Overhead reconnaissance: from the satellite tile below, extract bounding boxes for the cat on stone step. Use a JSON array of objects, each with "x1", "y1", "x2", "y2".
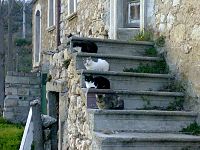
[
  {"x1": 83, "y1": 57, "x2": 109, "y2": 71},
  {"x1": 96, "y1": 93, "x2": 124, "y2": 110},
  {"x1": 84, "y1": 75, "x2": 110, "y2": 89},
  {"x1": 67, "y1": 33, "x2": 98, "y2": 53}
]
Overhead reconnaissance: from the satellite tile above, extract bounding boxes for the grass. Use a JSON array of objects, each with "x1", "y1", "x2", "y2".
[
  {"x1": 123, "y1": 60, "x2": 169, "y2": 74},
  {"x1": 180, "y1": 122, "x2": 200, "y2": 135},
  {"x1": 0, "y1": 117, "x2": 24, "y2": 150}
]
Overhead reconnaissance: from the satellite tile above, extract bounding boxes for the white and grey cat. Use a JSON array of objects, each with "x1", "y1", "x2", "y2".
[{"x1": 83, "y1": 57, "x2": 109, "y2": 71}]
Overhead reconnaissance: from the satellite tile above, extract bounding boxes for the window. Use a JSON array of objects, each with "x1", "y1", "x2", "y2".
[
  {"x1": 124, "y1": 0, "x2": 140, "y2": 28},
  {"x1": 68, "y1": 0, "x2": 77, "y2": 16},
  {"x1": 34, "y1": 9, "x2": 41, "y2": 66},
  {"x1": 48, "y1": 0, "x2": 55, "y2": 27}
]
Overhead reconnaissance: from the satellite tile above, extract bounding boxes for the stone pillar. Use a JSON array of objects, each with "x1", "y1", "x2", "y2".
[{"x1": 30, "y1": 100, "x2": 44, "y2": 150}]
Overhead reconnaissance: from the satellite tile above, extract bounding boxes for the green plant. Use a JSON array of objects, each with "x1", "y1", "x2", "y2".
[
  {"x1": 123, "y1": 60, "x2": 169, "y2": 74},
  {"x1": 128, "y1": 30, "x2": 153, "y2": 42},
  {"x1": 141, "y1": 96, "x2": 151, "y2": 109},
  {"x1": 180, "y1": 122, "x2": 200, "y2": 135},
  {"x1": 46, "y1": 74, "x2": 52, "y2": 82},
  {"x1": 155, "y1": 35, "x2": 165, "y2": 47},
  {"x1": 62, "y1": 59, "x2": 71, "y2": 69},
  {"x1": 0, "y1": 117, "x2": 24, "y2": 150},
  {"x1": 161, "y1": 80, "x2": 185, "y2": 92},
  {"x1": 145, "y1": 47, "x2": 158, "y2": 57},
  {"x1": 166, "y1": 97, "x2": 184, "y2": 111},
  {"x1": 15, "y1": 38, "x2": 32, "y2": 47}
]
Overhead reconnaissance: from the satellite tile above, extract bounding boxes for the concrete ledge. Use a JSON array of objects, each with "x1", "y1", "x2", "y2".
[
  {"x1": 76, "y1": 53, "x2": 161, "y2": 60},
  {"x1": 88, "y1": 109, "x2": 197, "y2": 133},
  {"x1": 85, "y1": 89, "x2": 184, "y2": 97},
  {"x1": 78, "y1": 70, "x2": 172, "y2": 79},
  {"x1": 94, "y1": 132, "x2": 200, "y2": 142},
  {"x1": 88, "y1": 109, "x2": 197, "y2": 116},
  {"x1": 70, "y1": 36, "x2": 154, "y2": 46}
]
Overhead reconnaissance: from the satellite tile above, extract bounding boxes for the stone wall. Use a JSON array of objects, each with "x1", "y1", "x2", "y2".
[
  {"x1": 154, "y1": 0, "x2": 200, "y2": 110},
  {"x1": 3, "y1": 72, "x2": 41, "y2": 123},
  {"x1": 47, "y1": 48, "x2": 92, "y2": 150},
  {"x1": 60, "y1": 0, "x2": 110, "y2": 43}
]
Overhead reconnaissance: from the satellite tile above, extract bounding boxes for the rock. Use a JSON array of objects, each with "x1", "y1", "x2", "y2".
[{"x1": 41, "y1": 114, "x2": 57, "y2": 128}]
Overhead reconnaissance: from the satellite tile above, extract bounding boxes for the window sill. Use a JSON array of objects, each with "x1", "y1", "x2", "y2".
[
  {"x1": 46, "y1": 25, "x2": 56, "y2": 32},
  {"x1": 67, "y1": 12, "x2": 77, "y2": 21}
]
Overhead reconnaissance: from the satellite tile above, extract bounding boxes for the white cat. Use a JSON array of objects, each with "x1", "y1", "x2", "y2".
[{"x1": 83, "y1": 57, "x2": 109, "y2": 71}]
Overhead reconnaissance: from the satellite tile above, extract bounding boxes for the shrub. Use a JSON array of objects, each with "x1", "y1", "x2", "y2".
[{"x1": 15, "y1": 38, "x2": 32, "y2": 47}]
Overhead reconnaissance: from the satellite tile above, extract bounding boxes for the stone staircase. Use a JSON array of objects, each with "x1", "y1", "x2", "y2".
[{"x1": 70, "y1": 37, "x2": 200, "y2": 150}]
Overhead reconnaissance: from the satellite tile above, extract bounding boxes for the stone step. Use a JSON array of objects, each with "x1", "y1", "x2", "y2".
[
  {"x1": 93, "y1": 132, "x2": 200, "y2": 150},
  {"x1": 78, "y1": 70, "x2": 173, "y2": 91},
  {"x1": 76, "y1": 53, "x2": 162, "y2": 72},
  {"x1": 70, "y1": 37, "x2": 154, "y2": 56},
  {"x1": 85, "y1": 89, "x2": 184, "y2": 110},
  {"x1": 88, "y1": 109, "x2": 197, "y2": 133}
]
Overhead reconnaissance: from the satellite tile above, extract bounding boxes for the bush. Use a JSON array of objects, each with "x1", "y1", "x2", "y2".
[
  {"x1": 0, "y1": 117, "x2": 24, "y2": 150},
  {"x1": 15, "y1": 38, "x2": 32, "y2": 47}
]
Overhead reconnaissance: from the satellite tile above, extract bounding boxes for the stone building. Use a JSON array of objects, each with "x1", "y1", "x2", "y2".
[{"x1": 32, "y1": 0, "x2": 200, "y2": 149}]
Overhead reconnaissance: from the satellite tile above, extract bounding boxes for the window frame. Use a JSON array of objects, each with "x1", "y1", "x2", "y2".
[
  {"x1": 67, "y1": 0, "x2": 77, "y2": 19},
  {"x1": 33, "y1": 4, "x2": 42, "y2": 67},
  {"x1": 124, "y1": 0, "x2": 141, "y2": 28},
  {"x1": 47, "y1": 0, "x2": 56, "y2": 28}
]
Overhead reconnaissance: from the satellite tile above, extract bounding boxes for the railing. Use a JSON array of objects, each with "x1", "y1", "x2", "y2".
[
  {"x1": 19, "y1": 108, "x2": 33, "y2": 150},
  {"x1": 19, "y1": 100, "x2": 44, "y2": 150}
]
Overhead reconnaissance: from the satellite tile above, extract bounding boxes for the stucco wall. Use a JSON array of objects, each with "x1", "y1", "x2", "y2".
[{"x1": 154, "y1": 0, "x2": 200, "y2": 110}]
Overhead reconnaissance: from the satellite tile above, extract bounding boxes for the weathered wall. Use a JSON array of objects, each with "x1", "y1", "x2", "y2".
[
  {"x1": 60, "y1": 0, "x2": 110, "y2": 43},
  {"x1": 154, "y1": 0, "x2": 200, "y2": 110},
  {"x1": 47, "y1": 49, "x2": 92, "y2": 150},
  {"x1": 32, "y1": 0, "x2": 58, "y2": 71},
  {"x1": 3, "y1": 72, "x2": 41, "y2": 123}
]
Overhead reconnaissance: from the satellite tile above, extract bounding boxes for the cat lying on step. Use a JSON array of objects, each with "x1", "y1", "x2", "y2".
[
  {"x1": 83, "y1": 57, "x2": 109, "y2": 71},
  {"x1": 67, "y1": 33, "x2": 98, "y2": 53},
  {"x1": 84, "y1": 75, "x2": 110, "y2": 89},
  {"x1": 96, "y1": 93, "x2": 124, "y2": 110}
]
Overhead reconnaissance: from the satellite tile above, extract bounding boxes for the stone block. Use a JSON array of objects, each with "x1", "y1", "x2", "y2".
[
  {"x1": 4, "y1": 99, "x2": 18, "y2": 107},
  {"x1": 18, "y1": 101, "x2": 30, "y2": 107},
  {"x1": 3, "y1": 111, "x2": 14, "y2": 119},
  {"x1": 29, "y1": 77, "x2": 41, "y2": 84},
  {"x1": 5, "y1": 87, "x2": 17, "y2": 95},
  {"x1": 30, "y1": 89, "x2": 41, "y2": 96},
  {"x1": 6, "y1": 76, "x2": 30, "y2": 84},
  {"x1": 17, "y1": 88, "x2": 30, "y2": 96}
]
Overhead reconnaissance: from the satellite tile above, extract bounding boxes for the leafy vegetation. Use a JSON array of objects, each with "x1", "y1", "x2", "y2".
[
  {"x1": 128, "y1": 30, "x2": 153, "y2": 42},
  {"x1": 145, "y1": 47, "x2": 158, "y2": 57},
  {"x1": 0, "y1": 117, "x2": 24, "y2": 150},
  {"x1": 123, "y1": 60, "x2": 169, "y2": 74},
  {"x1": 160, "y1": 80, "x2": 185, "y2": 92},
  {"x1": 15, "y1": 38, "x2": 31, "y2": 47},
  {"x1": 166, "y1": 97, "x2": 184, "y2": 111},
  {"x1": 180, "y1": 122, "x2": 200, "y2": 135}
]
